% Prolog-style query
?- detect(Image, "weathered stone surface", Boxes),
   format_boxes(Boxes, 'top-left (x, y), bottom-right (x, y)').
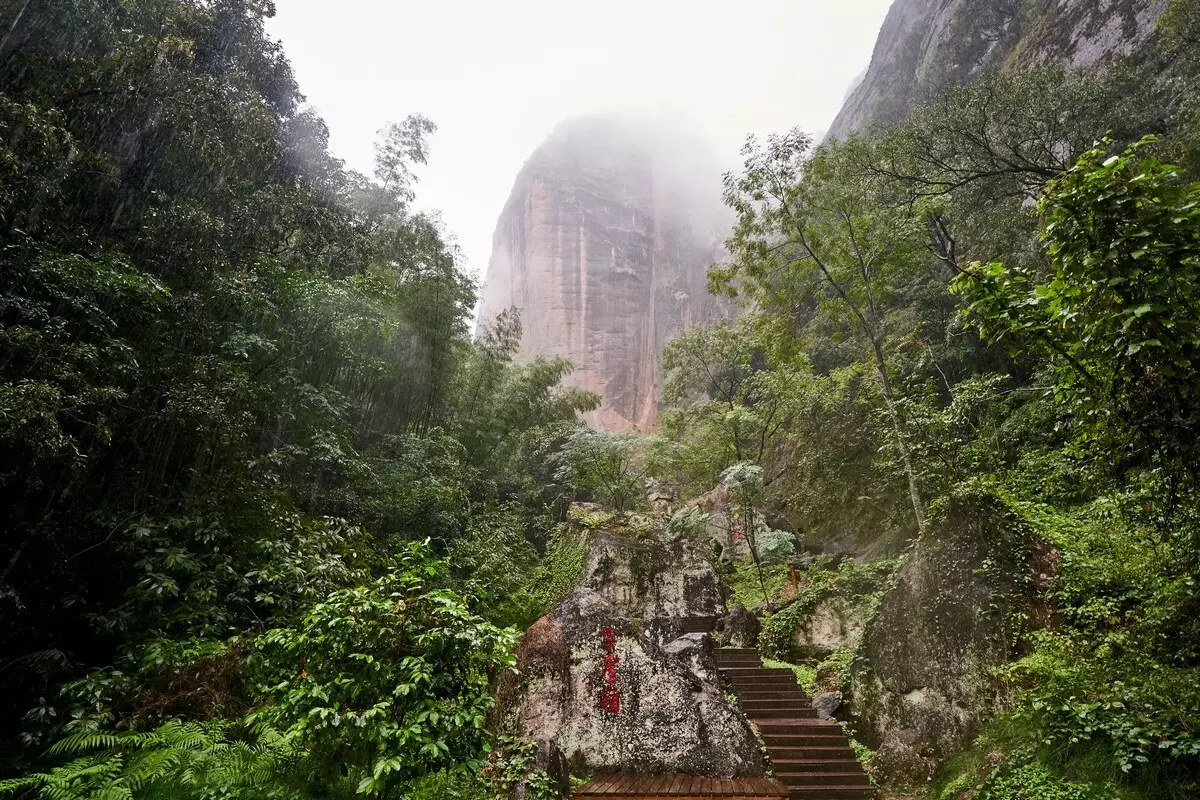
top-left (476, 114), bottom-right (731, 431)
top-left (812, 691), bottom-right (841, 721)
top-left (510, 589), bottom-right (764, 777)
top-left (686, 484), bottom-right (754, 561)
top-left (845, 489), bottom-right (1048, 780)
top-left (829, 0), bottom-right (1167, 138)
top-left (718, 605), bottom-right (761, 649)
top-left (514, 740), bottom-right (571, 800)
top-left (663, 633), bottom-right (721, 691)
top-left (869, 728), bottom-right (937, 786)
top-left (791, 598), bottom-right (864, 660)
top-left (578, 523), bottom-right (725, 620)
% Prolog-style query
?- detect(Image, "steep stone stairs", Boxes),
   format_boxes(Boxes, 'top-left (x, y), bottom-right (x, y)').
top-left (716, 649), bottom-right (875, 800)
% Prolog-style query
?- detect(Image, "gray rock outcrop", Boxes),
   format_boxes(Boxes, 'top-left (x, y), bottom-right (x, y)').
top-left (476, 114), bottom-right (732, 431)
top-left (829, 0), bottom-right (1168, 138)
top-left (718, 605), bottom-right (761, 649)
top-left (791, 598), bottom-right (864, 660)
top-left (506, 588), bottom-right (764, 777)
top-left (579, 522), bottom-right (725, 620)
top-left (845, 488), bottom-right (1052, 783)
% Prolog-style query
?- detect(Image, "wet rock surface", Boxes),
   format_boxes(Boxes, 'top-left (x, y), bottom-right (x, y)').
top-left (508, 588), bottom-right (764, 777)
top-left (578, 519), bottom-right (725, 620)
top-left (812, 691), bottom-right (841, 721)
top-left (846, 489), bottom-right (1049, 781)
top-left (790, 597), bottom-right (864, 660)
top-left (718, 604), bottom-right (761, 649)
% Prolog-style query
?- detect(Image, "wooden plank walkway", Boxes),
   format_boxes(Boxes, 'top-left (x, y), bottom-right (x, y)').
top-left (573, 774), bottom-right (787, 798)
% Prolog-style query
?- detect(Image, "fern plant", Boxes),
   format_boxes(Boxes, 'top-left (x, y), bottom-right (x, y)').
top-left (0, 720), bottom-right (305, 800)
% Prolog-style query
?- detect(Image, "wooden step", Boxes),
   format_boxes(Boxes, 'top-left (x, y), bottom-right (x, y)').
top-left (572, 773), bottom-right (788, 797)
top-left (720, 681), bottom-right (796, 690)
top-left (756, 720), bottom-right (843, 735)
top-left (720, 667), bottom-right (795, 677)
top-left (770, 759), bottom-right (863, 773)
top-left (777, 771), bottom-right (870, 787)
top-left (787, 787), bottom-right (875, 799)
top-left (724, 675), bottom-right (799, 687)
top-left (733, 689), bottom-right (809, 701)
top-left (766, 746), bottom-right (857, 760)
top-left (740, 703), bottom-right (818, 720)
top-left (713, 648), bottom-right (873, 800)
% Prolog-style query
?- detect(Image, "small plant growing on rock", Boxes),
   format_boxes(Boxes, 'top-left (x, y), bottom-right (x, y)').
top-left (721, 463), bottom-right (773, 605)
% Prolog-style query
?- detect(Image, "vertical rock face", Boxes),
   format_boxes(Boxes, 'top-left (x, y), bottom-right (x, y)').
top-left (846, 489), bottom-right (1051, 783)
top-left (499, 513), bottom-right (762, 778)
top-left (829, 0), bottom-right (1168, 138)
top-left (477, 115), bottom-right (730, 430)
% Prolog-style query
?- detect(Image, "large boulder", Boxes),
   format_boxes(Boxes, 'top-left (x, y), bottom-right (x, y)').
top-left (507, 588), bottom-right (764, 777)
top-left (790, 598), bottom-right (864, 660)
top-left (718, 605), bottom-right (761, 649)
top-left (578, 522), bottom-right (724, 620)
top-left (846, 488), bottom-right (1050, 782)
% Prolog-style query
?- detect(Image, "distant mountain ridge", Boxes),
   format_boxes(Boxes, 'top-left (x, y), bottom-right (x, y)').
top-left (829, 0), bottom-right (1169, 138)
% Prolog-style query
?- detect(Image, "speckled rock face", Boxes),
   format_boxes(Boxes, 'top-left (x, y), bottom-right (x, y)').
top-left (829, 0), bottom-right (1167, 138)
top-left (476, 115), bottom-right (731, 431)
top-left (578, 527), bottom-right (725, 620)
top-left (511, 589), bottom-right (763, 777)
top-left (790, 598), bottom-right (864, 660)
top-left (845, 490), bottom-right (1050, 782)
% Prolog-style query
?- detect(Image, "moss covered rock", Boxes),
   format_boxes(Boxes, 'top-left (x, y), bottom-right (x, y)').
top-left (577, 513), bottom-right (724, 619)
top-left (846, 486), bottom-right (1047, 784)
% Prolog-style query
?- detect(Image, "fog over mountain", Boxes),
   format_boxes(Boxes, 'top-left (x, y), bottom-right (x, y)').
top-left (477, 112), bottom-right (733, 430)
top-left (266, 0), bottom-right (896, 292)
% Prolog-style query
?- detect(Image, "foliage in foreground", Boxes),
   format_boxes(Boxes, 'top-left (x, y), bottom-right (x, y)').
top-left (662, 45), bottom-right (1200, 797)
top-left (4, 543), bottom-right (517, 800)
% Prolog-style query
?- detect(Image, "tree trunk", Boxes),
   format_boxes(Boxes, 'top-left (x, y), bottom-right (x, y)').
top-left (871, 338), bottom-right (926, 536)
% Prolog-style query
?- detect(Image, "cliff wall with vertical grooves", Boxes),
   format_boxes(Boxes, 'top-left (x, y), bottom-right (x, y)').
top-left (477, 115), bottom-right (730, 430)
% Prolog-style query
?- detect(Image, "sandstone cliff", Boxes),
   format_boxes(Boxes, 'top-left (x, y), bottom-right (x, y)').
top-left (829, 0), bottom-right (1168, 138)
top-left (477, 115), bottom-right (730, 431)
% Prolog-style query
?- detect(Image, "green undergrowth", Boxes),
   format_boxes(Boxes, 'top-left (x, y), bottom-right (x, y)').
top-left (528, 523), bottom-right (588, 616)
top-left (727, 559), bottom-right (791, 609)
top-left (922, 488), bottom-right (1200, 799)
top-left (758, 556), bottom-right (898, 661)
top-left (928, 715), bottom-right (1169, 800)
top-left (761, 658), bottom-right (817, 694)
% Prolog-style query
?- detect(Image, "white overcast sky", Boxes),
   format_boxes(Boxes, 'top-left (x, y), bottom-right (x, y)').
top-left (267, 0), bottom-right (893, 285)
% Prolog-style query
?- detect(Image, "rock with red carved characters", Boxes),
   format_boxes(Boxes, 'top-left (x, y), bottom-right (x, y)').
top-left (506, 588), bottom-right (763, 777)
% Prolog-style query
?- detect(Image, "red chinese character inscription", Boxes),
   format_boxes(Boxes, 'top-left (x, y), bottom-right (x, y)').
top-left (597, 625), bottom-right (621, 715)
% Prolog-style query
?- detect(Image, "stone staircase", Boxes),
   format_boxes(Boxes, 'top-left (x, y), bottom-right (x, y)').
top-left (715, 648), bottom-right (875, 800)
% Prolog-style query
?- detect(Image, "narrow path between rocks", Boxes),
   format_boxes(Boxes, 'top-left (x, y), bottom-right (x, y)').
top-left (716, 648), bottom-right (875, 800)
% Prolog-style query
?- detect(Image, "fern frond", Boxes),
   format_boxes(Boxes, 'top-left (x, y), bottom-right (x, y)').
top-left (0, 775), bottom-right (46, 797)
top-left (46, 731), bottom-right (125, 757)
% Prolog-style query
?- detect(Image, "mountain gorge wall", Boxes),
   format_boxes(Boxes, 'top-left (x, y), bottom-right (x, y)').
top-left (830, 0), bottom-right (1169, 138)
top-left (477, 116), bottom-right (730, 431)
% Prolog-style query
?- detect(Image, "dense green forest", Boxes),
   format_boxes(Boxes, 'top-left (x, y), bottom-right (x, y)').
top-left (1, 1), bottom-right (1199, 799)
